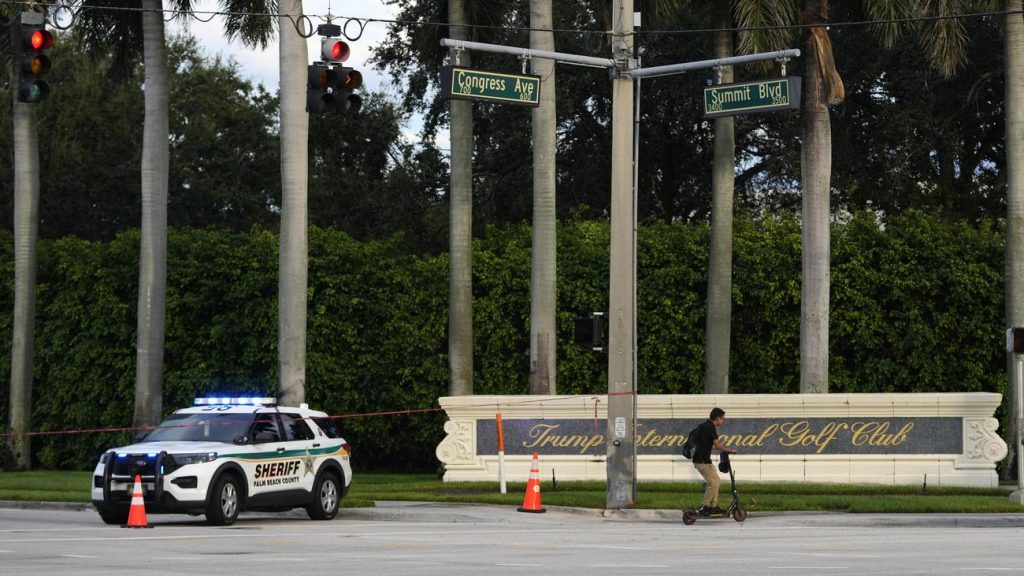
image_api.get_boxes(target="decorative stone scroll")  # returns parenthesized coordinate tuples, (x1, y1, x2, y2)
(435, 393, 1008, 487)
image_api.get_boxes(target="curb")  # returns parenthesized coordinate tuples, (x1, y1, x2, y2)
(0, 500, 93, 511)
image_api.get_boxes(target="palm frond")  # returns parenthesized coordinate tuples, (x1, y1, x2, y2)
(220, 0, 277, 50)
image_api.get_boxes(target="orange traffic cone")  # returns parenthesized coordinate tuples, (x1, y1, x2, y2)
(123, 474, 153, 528)
(517, 452, 546, 513)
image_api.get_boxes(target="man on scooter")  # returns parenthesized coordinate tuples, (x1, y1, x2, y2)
(692, 407, 737, 516)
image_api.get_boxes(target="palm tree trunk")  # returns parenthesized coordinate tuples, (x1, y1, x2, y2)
(800, 0, 832, 394)
(278, 0, 310, 406)
(1003, 0, 1024, 482)
(704, 3, 735, 395)
(529, 0, 557, 395)
(448, 0, 473, 396)
(7, 15, 40, 468)
(134, 0, 169, 427)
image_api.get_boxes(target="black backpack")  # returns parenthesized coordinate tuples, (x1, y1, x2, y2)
(682, 425, 699, 459)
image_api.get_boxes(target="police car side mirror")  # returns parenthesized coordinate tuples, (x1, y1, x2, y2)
(233, 435, 250, 445)
(134, 432, 148, 442)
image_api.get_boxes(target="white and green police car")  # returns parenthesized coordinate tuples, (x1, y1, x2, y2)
(91, 397, 352, 526)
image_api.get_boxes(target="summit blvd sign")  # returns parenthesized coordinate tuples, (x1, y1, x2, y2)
(704, 77, 802, 118)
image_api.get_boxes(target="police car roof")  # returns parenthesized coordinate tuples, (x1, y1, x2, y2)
(174, 403, 328, 416)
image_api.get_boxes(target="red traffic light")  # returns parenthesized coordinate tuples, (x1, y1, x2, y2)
(29, 29, 53, 50)
(321, 38, 350, 62)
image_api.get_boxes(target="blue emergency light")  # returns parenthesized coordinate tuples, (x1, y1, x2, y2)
(193, 397, 277, 406)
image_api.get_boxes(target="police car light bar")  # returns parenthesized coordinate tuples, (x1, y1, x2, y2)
(194, 397, 277, 406)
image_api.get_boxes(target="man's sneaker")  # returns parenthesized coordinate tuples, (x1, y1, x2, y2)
(697, 506, 713, 517)
(708, 506, 726, 516)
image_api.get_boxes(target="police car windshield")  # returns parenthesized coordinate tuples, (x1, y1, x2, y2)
(144, 413, 254, 443)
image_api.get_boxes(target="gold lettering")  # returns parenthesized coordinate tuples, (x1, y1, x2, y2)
(520, 423, 603, 454)
(779, 421, 809, 447)
(756, 423, 778, 447)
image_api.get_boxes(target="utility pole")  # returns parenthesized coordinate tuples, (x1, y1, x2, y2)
(605, 0, 637, 509)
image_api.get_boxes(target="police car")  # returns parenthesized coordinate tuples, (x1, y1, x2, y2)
(91, 397, 352, 526)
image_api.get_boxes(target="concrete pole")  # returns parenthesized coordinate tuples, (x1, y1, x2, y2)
(606, 0, 636, 509)
(1012, 355, 1024, 504)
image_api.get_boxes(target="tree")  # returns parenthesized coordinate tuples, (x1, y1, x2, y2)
(732, 0, 847, 393)
(529, 0, 557, 395)
(219, 0, 308, 404)
(704, 1, 736, 394)
(4, 4, 43, 470)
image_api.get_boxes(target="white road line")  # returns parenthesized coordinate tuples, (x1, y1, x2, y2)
(565, 544, 651, 550)
(589, 561, 667, 565)
(780, 552, 879, 558)
(766, 567, 848, 570)
(61, 554, 98, 558)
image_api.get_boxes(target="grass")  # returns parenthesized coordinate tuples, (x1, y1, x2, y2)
(1, 471, 1022, 513)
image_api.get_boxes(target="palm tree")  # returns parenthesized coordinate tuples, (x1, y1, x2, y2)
(449, 0, 473, 396)
(704, 1, 736, 394)
(133, 0, 171, 428)
(275, 0, 309, 405)
(732, 0, 845, 394)
(529, 0, 557, 395)
(74, 0, 197, 430)
(5, 4, 43, 470)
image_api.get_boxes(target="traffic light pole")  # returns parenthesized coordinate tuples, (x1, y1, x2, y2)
(441, 22, 800, 511)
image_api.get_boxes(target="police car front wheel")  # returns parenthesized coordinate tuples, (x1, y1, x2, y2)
(306, 471, 341, 520)
(206, 474, 241, 526)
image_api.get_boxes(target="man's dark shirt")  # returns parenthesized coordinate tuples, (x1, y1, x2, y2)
(691, 419, 718, 464)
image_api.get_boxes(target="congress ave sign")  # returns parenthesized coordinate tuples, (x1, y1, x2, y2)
(441, 66, 541, 107)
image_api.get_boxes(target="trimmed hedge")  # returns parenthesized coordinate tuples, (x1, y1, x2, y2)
(0, 211, 1008, 470)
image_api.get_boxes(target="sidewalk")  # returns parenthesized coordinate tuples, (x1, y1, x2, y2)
(7, 498, 1024, 528)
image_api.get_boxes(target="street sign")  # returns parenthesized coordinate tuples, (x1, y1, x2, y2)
(441, 66, 541, 107)
(703, 77, 802, 118)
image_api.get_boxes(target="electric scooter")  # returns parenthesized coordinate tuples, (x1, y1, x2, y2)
(682, 452, 748, 525)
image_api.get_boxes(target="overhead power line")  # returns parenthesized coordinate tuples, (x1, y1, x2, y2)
(1, 0, 1021, 41)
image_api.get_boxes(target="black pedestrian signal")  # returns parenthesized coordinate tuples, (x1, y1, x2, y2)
(15, 17, 53, 104)
(574, 313, 605, 352)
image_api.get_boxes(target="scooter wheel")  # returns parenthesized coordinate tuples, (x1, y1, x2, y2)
(682, 510, 698, 525)
(732, 507, 748, 522)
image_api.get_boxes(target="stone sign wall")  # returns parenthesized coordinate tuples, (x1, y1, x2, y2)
(435, 393, 1008, 487)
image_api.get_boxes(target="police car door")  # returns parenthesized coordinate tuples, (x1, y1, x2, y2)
(278, 412, 318, 494)
(245, 411, 295, 497)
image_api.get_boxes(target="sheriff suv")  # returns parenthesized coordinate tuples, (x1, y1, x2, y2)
(91, 397, 352, 526)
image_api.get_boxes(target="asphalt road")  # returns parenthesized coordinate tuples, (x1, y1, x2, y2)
(2, 503, 1024, 575)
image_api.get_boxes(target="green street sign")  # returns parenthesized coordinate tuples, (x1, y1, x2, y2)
(441, 66, 541, 107)
(703, 77, 802, 118)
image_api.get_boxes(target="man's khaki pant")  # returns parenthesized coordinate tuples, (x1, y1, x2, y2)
(695, 463, 721, 507)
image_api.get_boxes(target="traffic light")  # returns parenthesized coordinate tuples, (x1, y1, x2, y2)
(333, 67, 362, 114)
(306, 63, 337, 113)
(307, 24, 362, 116)
(15, 13, 53, 104)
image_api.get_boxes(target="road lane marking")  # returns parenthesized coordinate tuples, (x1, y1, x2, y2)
(589, 561, 667, 565)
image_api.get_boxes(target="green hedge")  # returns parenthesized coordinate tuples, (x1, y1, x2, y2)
(0, 211, 1008, 471)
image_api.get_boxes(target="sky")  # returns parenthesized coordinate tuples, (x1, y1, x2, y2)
(169, 1, 398, 93)
(165, 1, 440, 146)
